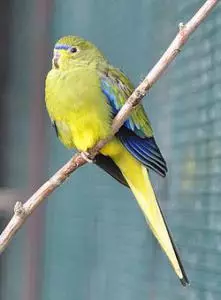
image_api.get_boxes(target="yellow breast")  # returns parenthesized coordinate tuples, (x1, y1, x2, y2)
(45, 67, 112, 151)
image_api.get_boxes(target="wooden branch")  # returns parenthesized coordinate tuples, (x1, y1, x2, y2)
(0, 0, 218, 254)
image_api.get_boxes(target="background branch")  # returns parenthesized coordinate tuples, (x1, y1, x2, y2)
(0, 0, 218, 254)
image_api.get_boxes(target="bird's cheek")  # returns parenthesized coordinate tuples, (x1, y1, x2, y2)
(53, 52, 60, 69)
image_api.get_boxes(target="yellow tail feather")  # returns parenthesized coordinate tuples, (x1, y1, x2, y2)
(111, 143, 188, 285)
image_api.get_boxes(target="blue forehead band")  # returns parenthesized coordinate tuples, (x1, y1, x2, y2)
(54, 44, 70, 50)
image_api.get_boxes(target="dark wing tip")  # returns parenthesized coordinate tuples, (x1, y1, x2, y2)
(117, 127, 168, 177)
(94, 154, 129, 188)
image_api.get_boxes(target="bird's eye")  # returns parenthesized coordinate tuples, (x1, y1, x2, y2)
(69, 47, 78, 53)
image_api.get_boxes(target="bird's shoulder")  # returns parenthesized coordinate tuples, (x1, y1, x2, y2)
(97, 63, 153, 137)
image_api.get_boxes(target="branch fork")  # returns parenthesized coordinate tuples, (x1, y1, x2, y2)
(14, 202, 27, 219)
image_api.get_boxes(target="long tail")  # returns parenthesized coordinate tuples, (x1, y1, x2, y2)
(113, 145, 189, 285)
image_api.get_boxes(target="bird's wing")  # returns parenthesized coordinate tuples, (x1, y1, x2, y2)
(100, 65, 153, 137)
(95, 154, 129, 188)
(99, 65, 168, 177)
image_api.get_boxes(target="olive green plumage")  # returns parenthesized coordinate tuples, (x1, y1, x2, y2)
(45, 35, 188, 285)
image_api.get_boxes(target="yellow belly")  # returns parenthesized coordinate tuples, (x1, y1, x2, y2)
(65, 111, 111, 151)
(45, 67, 112, 151)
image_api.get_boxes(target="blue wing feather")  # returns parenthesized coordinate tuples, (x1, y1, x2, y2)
(101, 81, 119, 113)
(101, 79, 139, 134)
(101, 77, 168, 177)
(116, 127, 167, 177)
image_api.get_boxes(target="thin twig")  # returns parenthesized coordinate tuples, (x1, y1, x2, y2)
(0, 0, 218, 254)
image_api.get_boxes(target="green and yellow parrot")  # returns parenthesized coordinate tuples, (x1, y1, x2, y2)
(45, 35, 188, 285)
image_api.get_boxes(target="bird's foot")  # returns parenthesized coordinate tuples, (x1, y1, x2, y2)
(80, 151, 94, 163)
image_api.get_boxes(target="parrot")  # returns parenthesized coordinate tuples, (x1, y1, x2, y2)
(45, 35, 189, 285)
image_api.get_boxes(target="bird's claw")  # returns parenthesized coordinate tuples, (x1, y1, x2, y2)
(81, 151, 94, 163)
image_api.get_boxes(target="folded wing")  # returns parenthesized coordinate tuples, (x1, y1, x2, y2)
(99, 65, 168, 177)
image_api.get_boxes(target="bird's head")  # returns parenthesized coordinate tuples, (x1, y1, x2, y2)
(52, 35, 106, 70)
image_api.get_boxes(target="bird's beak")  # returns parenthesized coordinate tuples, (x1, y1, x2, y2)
(53, 51, 60, 69)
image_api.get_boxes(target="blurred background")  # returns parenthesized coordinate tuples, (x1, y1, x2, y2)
(0, 0, 221, 299)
